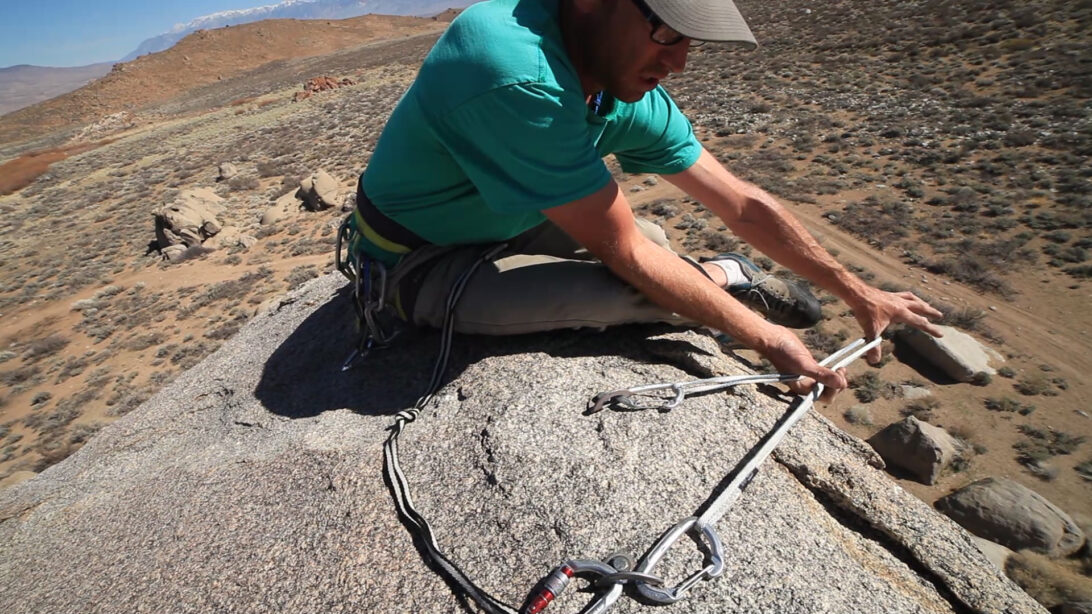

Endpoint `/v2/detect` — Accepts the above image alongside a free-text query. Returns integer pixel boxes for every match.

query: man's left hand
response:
[848,288,944,364]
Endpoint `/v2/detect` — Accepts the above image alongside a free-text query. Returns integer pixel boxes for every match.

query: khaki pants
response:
[393,218,693,335]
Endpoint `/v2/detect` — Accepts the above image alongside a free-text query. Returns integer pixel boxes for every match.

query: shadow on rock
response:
[256,286,439,418]
[257,284,688,420]
[893,339,959,386]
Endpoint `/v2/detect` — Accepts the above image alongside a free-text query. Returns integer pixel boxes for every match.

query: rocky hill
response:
[0,274,1044,614]
[0,14,446,150]
[121,0,475,61]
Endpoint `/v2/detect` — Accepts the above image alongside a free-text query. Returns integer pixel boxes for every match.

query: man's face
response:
[592,0,691,102]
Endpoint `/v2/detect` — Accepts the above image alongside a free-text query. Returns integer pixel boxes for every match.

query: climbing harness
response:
[336,216,403,371]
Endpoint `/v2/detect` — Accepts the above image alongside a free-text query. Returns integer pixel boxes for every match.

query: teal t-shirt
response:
[360,0,701,255]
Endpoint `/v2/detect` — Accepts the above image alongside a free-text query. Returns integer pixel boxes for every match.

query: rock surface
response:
[298,168,341,211]
[152,187,226,260]
[217,162,239,181]
[897,325,1003,382]
[971,536,1013,571]
[935,476,1085,558]
[867,416,962,485]
[0,275,1044,614]
[261,189,302,225]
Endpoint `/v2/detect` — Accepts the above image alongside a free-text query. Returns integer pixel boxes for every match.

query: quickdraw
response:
[526,337,883,614]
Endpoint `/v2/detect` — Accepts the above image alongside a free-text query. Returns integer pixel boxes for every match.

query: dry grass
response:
[0,141,110,195]
[1005,550,1092,609]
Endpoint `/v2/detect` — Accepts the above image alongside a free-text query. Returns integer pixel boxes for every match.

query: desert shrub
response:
[185,267,273,312]
[850,372,901,403]
[804,328,847,357]
[1043,244,1088,266]
[285,265,319,290]
[227,175,259,191]
[0,365,41,387]
[843,405,872,426]
[1015,373,1058,396]
[31,391,53,406]
[997,366,1016,378]
[23,334,70,363]
[901,397,940,422]
[1005,550,1092,609]
[1015,425,1086,465]
[125,332,165,351]
[256,160,286,178]
[947,424,988,455]
[68,423,104,444]
[204,320,245,340]
[1042,230,1072,244]
[55,355,90,384]
[828,197,912,244]
[925,256,1012,295]
[701,229,739,253]
[1064,264,1092,278]
[33,441,76,472]
[984,397,1035,415]
[1076,460,1092,482]
[938,306,987,332]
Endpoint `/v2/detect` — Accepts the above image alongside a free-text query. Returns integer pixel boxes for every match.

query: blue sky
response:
[0,1,279,68]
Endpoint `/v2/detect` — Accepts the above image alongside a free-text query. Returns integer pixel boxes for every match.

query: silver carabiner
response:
[633,516,725,605]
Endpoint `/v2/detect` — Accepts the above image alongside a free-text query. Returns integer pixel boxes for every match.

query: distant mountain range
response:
[0,0,474,119]
[121,0,476,61]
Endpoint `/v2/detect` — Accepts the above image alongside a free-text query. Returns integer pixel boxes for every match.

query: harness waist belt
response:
[356,185,429,251]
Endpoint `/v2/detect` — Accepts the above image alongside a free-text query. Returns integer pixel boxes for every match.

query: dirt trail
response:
[788,203,1092,387]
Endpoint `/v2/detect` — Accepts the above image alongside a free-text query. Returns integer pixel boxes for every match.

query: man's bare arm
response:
[665,148,943,362]
[543,179,847,394]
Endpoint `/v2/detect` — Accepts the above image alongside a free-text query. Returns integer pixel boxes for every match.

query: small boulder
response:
[297,169,341,211]
[160,244,188,262]
[970,536,1012,571]
[867,416,961,484]
[897,325,1003,382]
[203,226,257,251]
[935,477,1085,557]
[217,163,238,182]
[153,188,226,257]
[261,191,302,225]
[900,385,933,400]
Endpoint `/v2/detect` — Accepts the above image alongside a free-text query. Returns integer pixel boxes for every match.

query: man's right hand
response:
[758,327,848,403]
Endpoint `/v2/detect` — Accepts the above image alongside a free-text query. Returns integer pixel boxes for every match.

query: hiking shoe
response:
[701,253,822,329]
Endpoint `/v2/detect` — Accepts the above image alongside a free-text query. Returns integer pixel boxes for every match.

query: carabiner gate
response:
[633,516,725,605]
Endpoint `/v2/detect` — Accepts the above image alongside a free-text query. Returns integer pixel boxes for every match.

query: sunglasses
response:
[630,0,706,47]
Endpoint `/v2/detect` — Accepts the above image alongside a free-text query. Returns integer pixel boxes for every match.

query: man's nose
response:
[662,41,689,73]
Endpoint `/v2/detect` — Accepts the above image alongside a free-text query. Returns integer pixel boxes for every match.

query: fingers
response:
[786,366,847,404]
[866,343,884,366]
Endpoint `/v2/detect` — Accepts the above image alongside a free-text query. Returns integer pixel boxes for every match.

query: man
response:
[347,0,943,398]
